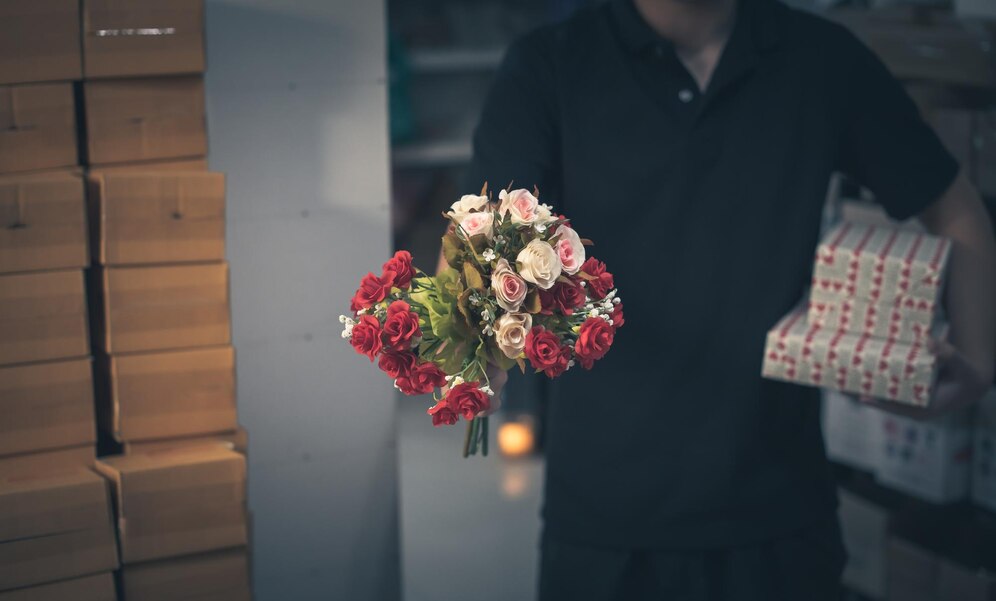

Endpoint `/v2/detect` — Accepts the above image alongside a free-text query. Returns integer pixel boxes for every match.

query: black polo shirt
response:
[466,0,958,548]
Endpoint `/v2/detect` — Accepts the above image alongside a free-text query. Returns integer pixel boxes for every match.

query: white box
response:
[823,390,885,473]
[877,409,972,503]
[971,388,996,512]
[839,489,890,599]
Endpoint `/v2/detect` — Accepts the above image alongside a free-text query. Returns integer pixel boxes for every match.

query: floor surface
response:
[398,397,545,601]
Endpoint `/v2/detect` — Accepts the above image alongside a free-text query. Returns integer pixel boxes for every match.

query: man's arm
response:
[920,172,996,387]
[868,174,996,417]
[833,27,994,413]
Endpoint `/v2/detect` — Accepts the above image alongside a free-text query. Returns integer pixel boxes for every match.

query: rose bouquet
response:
[341,185,623,456]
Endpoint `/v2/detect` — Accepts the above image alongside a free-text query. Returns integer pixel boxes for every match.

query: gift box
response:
[763,307,939,405]
[809,222,950,344]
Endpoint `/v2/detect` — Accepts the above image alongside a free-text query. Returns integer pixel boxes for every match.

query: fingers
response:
[928,336,957,362]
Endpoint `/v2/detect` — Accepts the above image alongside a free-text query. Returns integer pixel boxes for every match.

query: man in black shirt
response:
[459,0,996,598]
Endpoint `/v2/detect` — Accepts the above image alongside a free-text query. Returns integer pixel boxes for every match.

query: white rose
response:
[499,188,548,225]
[494,312,532,359]
[448,194,490,219]
[516,238,562,290]
[490,258,527,311]
[459,211,494,240]
[552,225,585,275]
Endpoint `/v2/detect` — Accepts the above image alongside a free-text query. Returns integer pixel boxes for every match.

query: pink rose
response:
[490,258,528,312]
[553,225,585,275]
[458,211,494,240]
[498,188,552,225]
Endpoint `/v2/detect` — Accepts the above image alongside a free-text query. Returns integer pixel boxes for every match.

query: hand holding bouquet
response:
[341,185,623,456]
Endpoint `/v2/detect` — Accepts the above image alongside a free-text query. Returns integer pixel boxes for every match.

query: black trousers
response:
[538,516,846,601]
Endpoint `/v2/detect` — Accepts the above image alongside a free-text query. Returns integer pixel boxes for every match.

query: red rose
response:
[539,280,586,315]
[427,399,460,426]
[396,361,447,395]
[383,250,415,289]
[575,317,615,370]
[351,271,395,311]
[445,382,491,420]
[350,315,383,360]
[378,350,416,379]
[525,326,571,378]
[580,258,613,300]
[382,300,421,351]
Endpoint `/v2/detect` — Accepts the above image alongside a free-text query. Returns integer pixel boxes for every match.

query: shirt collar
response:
[609,0,783,57]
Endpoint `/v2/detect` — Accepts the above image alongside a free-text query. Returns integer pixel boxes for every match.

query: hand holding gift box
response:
[763,222,951,406]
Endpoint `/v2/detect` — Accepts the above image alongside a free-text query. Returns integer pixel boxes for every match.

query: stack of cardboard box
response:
[0,6,121,599]
[73,1,252,598]
[2,2,252,598]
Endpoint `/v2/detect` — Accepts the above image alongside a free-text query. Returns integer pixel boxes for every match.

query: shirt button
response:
[678,89,694,103]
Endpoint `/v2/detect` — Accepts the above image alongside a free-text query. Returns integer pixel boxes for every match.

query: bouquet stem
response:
[461,416,490,457]
[462,419,474,458]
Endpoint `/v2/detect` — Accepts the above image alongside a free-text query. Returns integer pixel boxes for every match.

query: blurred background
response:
[0,0,994,600]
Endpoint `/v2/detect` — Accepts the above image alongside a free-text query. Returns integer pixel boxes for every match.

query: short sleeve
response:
[835,30,959,221]
[464,30,560,201]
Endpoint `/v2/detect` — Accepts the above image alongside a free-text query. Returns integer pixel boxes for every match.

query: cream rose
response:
[490,258,527,311]
[516,238,562,289]
[448,194,489,219]
[494,312,532,359]
[498,188,553,225]
[459,211,494,240]
[552,225,585,275]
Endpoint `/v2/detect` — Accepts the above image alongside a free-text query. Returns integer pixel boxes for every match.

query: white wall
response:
[204,1,398,599]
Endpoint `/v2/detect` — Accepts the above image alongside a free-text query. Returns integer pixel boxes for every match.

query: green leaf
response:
[442,232,464,268]
[463,261,485,291]
[457,288,476,330]
[524,289,542,314]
